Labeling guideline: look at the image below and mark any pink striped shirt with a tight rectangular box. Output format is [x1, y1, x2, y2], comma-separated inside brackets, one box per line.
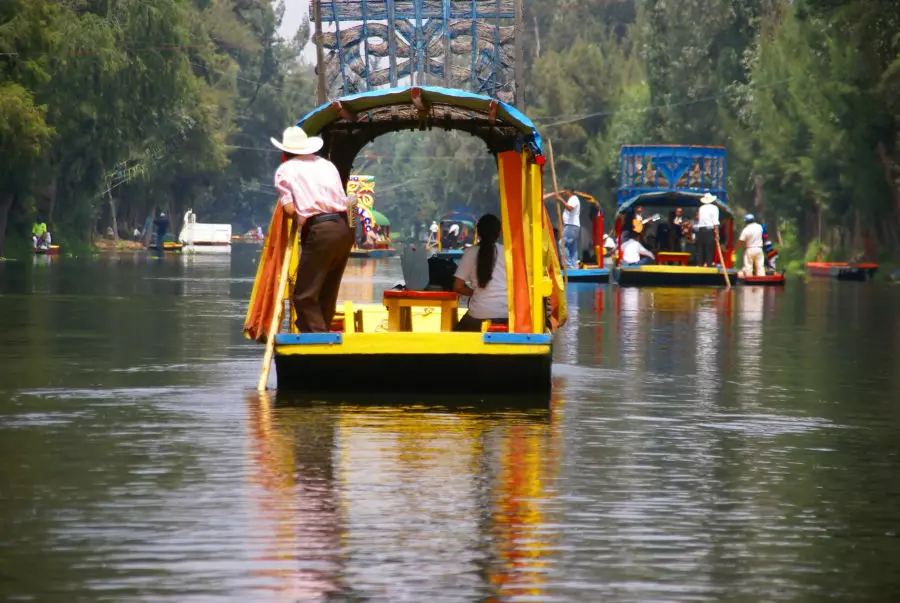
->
[275, 156, 349, 225]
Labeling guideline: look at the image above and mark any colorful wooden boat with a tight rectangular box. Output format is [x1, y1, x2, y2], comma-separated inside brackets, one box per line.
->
[565, 266, 609, 283]
[613, 264, 738, 287]
[244, 86, 568, 396]
[806, 262, 878, 281]
[34, 245, 60, 255]
[737, 273, 786, 286]
[148, 241, 183, 252]
[349, 247, 397, 259]
[610, 145, 737, 287]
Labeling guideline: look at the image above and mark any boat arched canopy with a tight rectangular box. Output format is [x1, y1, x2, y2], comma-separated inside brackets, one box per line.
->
[440, 207, 478, 225]
[296, 86, 544, 184]
[615, 191, 734, 217]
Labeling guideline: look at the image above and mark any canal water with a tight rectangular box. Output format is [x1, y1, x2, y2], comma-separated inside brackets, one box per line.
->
[1, 247, 899, 602]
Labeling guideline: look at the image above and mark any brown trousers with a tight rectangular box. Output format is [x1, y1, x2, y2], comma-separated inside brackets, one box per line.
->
[293, 217, 353, 332]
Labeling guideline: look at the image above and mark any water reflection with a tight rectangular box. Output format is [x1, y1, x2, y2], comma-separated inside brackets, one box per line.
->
[245, 393, 561, 601]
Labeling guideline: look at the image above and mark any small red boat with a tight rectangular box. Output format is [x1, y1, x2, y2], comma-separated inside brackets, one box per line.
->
[806, 262, 878, 281]
[738, 273, 785, 286]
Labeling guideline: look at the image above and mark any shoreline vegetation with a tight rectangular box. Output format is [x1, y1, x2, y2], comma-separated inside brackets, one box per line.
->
[2, 0, 900, 268]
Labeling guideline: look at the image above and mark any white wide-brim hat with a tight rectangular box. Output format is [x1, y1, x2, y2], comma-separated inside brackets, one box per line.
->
[700, 192, 718, 205]
[270, 126, 324, 155]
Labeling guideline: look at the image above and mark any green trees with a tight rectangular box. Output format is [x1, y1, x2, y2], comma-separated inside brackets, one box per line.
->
[0, 0, 310, 255]
[523, 0, 900, 258]
[2, 0, 898, 258]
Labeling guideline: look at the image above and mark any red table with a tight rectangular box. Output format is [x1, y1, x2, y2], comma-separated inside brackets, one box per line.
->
[656, 252, 691, 266]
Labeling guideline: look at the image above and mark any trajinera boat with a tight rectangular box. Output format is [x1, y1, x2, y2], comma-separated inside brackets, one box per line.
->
[347, 174, 398, 259]
[243, 86, 568, 395]
[178, 210, 232, 254]
[806, 262, 878, 281]
[559, 190, 610, 284]
[610, 145, 740, 287]
[430, 208, 478, 260]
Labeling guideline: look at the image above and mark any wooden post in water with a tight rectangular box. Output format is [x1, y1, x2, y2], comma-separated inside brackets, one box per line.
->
[313, 0, 326, 104]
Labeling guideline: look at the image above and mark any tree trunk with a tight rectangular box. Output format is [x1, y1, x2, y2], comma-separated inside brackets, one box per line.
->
[108, 190, 119, 243]
[0, 192, 13, 258]
[753, 174, 764, 216]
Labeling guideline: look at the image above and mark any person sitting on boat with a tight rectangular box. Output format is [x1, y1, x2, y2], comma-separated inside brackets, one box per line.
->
[452, 214, 508, 332]
[695, 193, 720, 267]
[737, 213, 765, 277]
[255, 225, 264, 239]
[620, 231, 655, 266]
[761, 222, 778, 273]
[32, 217, 51, 249]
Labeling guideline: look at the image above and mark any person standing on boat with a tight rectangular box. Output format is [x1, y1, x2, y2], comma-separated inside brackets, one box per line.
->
[271, 126, 354, 333]
[153, 212, 170, 247]
[558, 190, 581, 269]
[695, 193, 720, 267]
[736, 213, 765, 276]
[452, 214, 508, 331]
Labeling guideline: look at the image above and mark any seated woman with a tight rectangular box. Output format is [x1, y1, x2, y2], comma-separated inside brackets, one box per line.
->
[452, 214, 508, 332]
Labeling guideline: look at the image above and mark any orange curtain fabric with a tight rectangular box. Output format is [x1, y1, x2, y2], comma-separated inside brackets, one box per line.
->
[243, 202, 294, 342]
[497, 151, 533, 333]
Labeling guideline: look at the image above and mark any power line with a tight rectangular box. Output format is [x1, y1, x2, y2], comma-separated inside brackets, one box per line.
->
[534, 77, 795, 127]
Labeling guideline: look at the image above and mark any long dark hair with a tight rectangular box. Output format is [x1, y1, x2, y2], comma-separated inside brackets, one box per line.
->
[475, 213, 502, 288]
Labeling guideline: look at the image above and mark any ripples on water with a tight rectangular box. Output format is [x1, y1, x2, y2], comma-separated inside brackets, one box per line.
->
[1, 251, 900, 602]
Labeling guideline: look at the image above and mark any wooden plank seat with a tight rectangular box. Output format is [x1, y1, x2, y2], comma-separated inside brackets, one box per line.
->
[382, 289, 458, 332]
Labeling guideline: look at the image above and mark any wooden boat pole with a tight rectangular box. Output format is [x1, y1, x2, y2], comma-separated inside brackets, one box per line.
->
[547, 140, 568, 284]
[257, 220, 297, 392]
[715, 229, 731, 290]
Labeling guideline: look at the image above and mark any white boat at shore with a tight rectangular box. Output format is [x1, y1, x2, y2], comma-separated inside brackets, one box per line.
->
[179, 210, 232, 254]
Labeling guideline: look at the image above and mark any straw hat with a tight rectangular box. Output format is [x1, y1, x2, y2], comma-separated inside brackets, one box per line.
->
[270, 126, 323, 155]
[700, 193, 718, 205]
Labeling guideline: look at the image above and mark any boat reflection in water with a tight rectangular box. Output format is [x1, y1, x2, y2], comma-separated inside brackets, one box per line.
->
[245, 390, 563, 600]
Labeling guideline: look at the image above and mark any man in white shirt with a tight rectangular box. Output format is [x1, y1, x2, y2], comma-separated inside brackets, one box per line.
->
[541, 189, 581, 269]
[621, 232, 655, 266]
[271, 126, 354, 332]
[695, 193, 720, 267]
[737, 213, 765, 276]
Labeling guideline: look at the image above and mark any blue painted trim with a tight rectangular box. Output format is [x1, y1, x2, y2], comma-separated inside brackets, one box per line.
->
[362, 0, 370, 90]
[470, 0, 477, 85]
[442, 0, 450, 85]
[566, 268, 610, 278]
[387, 0, 397, 86]
[414, 0, 423, 83]
[275, 333, 343, 345]
[331, 0, 346, 93]
[483, 332, 553, 345]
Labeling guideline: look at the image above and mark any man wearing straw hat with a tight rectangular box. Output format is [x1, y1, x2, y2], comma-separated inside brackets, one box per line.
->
[271, 126, 355, 332]
[695, 192, 720, 267]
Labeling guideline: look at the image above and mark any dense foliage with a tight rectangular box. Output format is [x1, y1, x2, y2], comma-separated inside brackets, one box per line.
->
[2, 0, 899, 260]
[0, 0, 314, 255]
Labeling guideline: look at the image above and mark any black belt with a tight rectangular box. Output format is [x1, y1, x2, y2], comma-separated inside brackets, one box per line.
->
[306, 212, 347, 227]
[698, 226, 715, 230]
[301, 212, 348, 242]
